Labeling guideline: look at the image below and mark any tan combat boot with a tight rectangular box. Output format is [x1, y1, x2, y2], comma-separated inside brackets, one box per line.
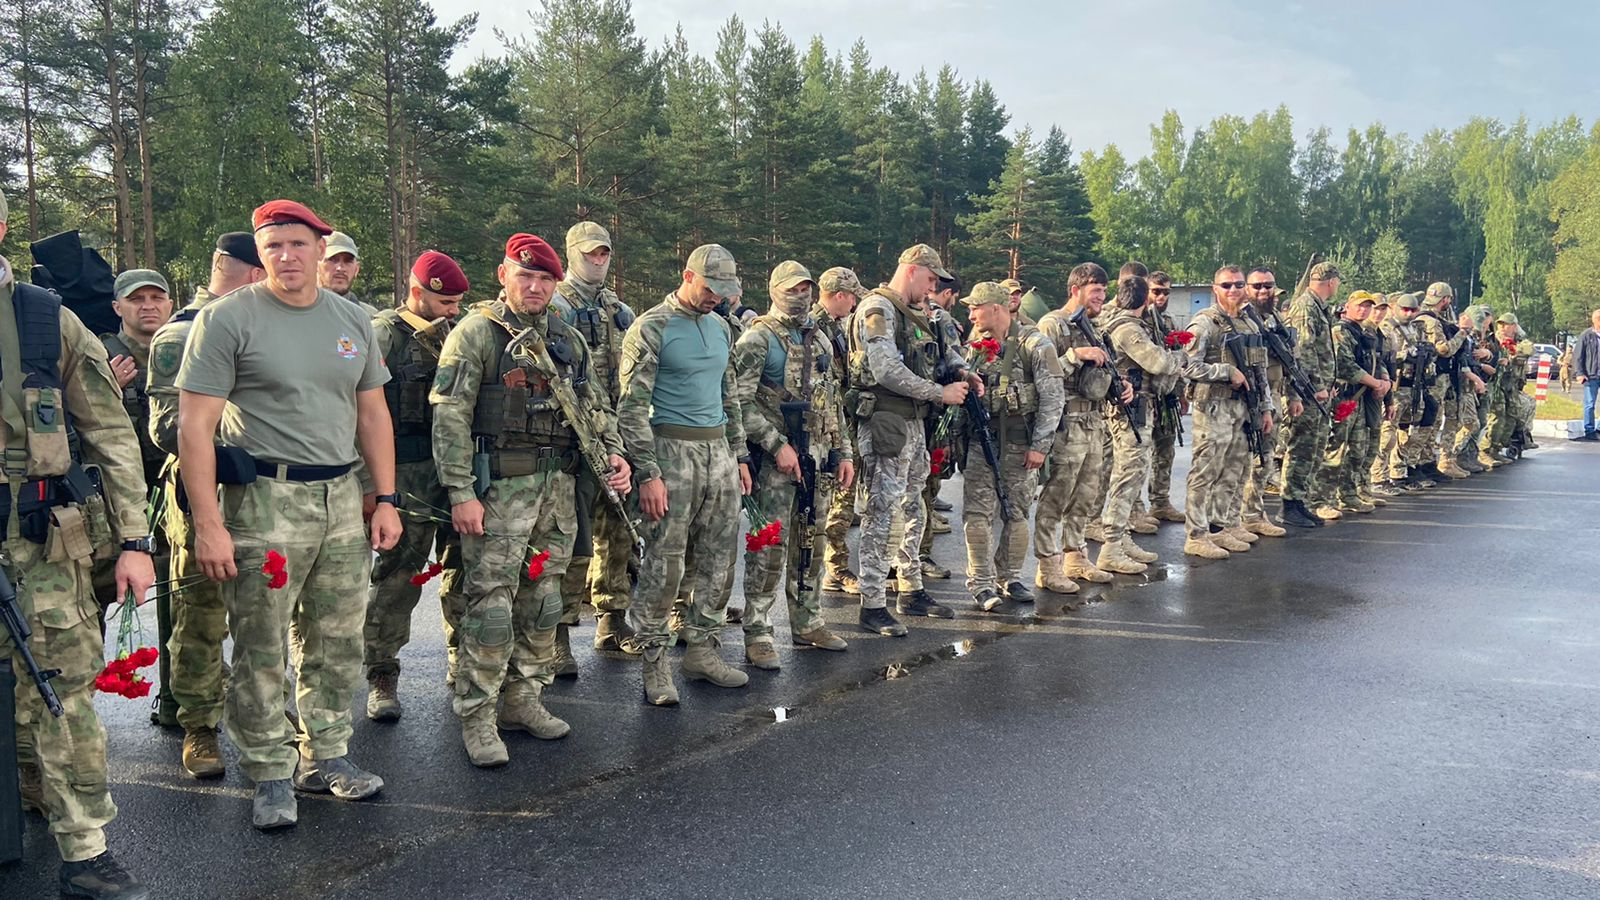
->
[1130, 514, 1160, 535]
[182, 727, 226, 778]
[745, 639, 781, 670]
[641, 647, 679, 706]
[1340, 495, 1376, 514]
[1120, 537, 1159, 563]
[1313, 505, 1343, 521]
[681, 640, 749, 688]
[1063, 549, 1114, 583]
[1244, 518, 1287, 537]
[1082, 521, 1108, 544]
[1477, 451, 1505, 469]
[498, 686, 571, 740]
[1211, 530, 1251, 552]
[1095, 541, 1148, 575]
[1184, 534, 1230, 559]
[366, 672, 401, 722]
[1148, 504, 1186, 523]
[1033, 554, 1080, 594]
[551, 624, 578, 678]
[1436, 457, 1470, 479]
[1222, 524, 1259, 544]
[792, 627, 848, 651]
[461, 706, 510, 767]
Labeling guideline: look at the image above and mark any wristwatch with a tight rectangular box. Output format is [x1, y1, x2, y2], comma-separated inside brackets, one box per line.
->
[121, 536, 155, 553]
[373, 493, 401, 508]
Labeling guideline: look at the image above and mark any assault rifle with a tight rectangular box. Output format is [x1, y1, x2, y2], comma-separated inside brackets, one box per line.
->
[1240, 303, 1328, 417]
[1405, 341, 1434, 425]
[1148, 308, 1184, 447]
[1067, 307, 1139, 444]
[783, 322, 820, 596]
[1222, 333, 1273, 467]
[505, 329, 647, 559]
[935, 354, 1015, 522]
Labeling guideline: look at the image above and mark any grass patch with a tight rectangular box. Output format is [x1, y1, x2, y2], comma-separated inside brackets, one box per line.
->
[1525, 382, 1582, 420]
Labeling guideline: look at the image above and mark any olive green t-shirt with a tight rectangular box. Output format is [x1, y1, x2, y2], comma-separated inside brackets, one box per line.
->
[176, 284, 389, 467]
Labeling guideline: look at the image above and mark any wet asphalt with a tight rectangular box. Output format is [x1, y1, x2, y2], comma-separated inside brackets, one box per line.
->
[6, 437, 1600, 899]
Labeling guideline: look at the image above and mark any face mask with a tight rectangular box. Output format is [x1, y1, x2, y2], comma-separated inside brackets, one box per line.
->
[567, 248, 610, 285]
[771, 286, 812, 318]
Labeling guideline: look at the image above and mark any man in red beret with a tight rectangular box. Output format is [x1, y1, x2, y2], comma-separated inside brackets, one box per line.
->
[176, 198, 402, 829]
[429, 233, 631, 767]
[361, 250, 469, 722]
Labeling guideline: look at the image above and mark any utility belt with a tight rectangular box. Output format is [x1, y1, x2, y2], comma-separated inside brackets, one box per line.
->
[1190, 382, 1243, 402]
[486, 445, 579, 479]
[851, 390, 929, 422]
[2, 464, 114, 554]
[1061, 398, 1102, 416]
[255, 460, 354, 483]
[651, 423, 725, 442]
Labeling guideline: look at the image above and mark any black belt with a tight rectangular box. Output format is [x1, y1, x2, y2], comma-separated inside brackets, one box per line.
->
[253, 461, 353, 482]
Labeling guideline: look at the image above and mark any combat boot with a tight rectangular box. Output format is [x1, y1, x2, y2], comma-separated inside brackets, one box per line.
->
[1339, 496, 1376, 514]
[1458, 452, 1487, 474]
[930, 512, 951, 534]
[19, 760, 45, 814]
[1120, 537, 1160, 562]
[251, 779, 298, 830]
[792, 627, 848, 650]
[920, 555, 951, 579]
[682, 640, 749, 688]
[594, 610, 643, 654]
[1095, 541, 1148, 575]
[973, 587, 1003, 612]
[293, 755, 383, 800]
[1083, 521, 1108, 543]
[1437, 457, 1470, 479]
[181, 727, 225, 779]
[641, 647, 679, 705]
[745, 640, 780, 670]
[859, 606, 909, 636]
[461, 706, 510, 765]
[1211, 530, 1251, 552]
[1130, 515, 1159, 535]
[1357, 491, 1387, 508]
[1313, 505, 1343, 521]
[1034, 555, 1080, 594]
[897, 588, 955, 618]
[1063, 550, 1113, 583]
[551, 623, 578, 678]
[1002, 580, 1035, 603]
[1369, 481, 1401, 498]
[1148, 504, 1186, 523]
[59, 850, 150, 900]
[1244, 518, 1287, 538]
[1184, 534, 1229, 559]
[1221, 524, 1259, 545]
[366, 672, 401, 722]
[822, 568, 860, 594]
[498, 686, 571, 740]
[1477, 451, 1506, 469]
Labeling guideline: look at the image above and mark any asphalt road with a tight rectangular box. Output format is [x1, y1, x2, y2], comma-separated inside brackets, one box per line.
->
[7, 438, 1600, 899]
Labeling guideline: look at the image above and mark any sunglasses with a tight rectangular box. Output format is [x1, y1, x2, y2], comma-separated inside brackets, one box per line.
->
[1150, 288, 1171, 296]
[1216, 281, 1246, 290]
[1248, 281, 1276, 290]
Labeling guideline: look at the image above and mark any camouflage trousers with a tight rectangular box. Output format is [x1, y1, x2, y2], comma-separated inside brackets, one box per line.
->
[1480, 384, 1518, 450]
[1239, 453, 1279, 524]
[7, 532, 116, 862]
[217, 473, 370, 782]
[1100, 414, 1153, 544]
[1450, 389, 1486, 456]
[364, 460, 462, 682]
[821, 465, 856, 579]
[917, 458, 950, 562]
[741, 462, 833, 644]
[453, 468, 574, 718]
[1149, 402, 1180, 509]
[1091, 423, 1114, 520]
[963, 438, 1039, 592]
[1324, 410, 1372, 505]
[857, 413, 930, 608]
[558, 467, 634, 624]
[1034, 412, 1105, 559]
[1438, 388, 1477, 459]
[1186, 398, 1251, 537]
[161, 467, 229, 731]
[1278, 404, 1331, 502]
[635, 434, 740, 647]
[1398, 381, 1448, 467]
[1372, 391, 1414, 481]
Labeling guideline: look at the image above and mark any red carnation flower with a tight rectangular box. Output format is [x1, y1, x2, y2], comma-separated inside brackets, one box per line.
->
[930, 446, 948, 477]
[128, 646, 159, 668]
[526, 550, 551, 580]
[970, 338, 1001, 363]
[122, 676, 152, 699]
[1165, 330, 1195, 348]
[1333, 399, 1358, 423]
[262, 550, 288, 589]
[409, 562, 446, 586]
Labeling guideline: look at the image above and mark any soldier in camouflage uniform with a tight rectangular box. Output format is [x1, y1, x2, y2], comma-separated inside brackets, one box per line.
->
[732, 262, 853, 666]
[848, 244, 976, 634]
[319, 230, 380, 316]
[178, 200, 399, 830]
[1480, 312, 1529, 463]
[361, 251, 467, 722]
[1403, 283, 1469, 484]
[621, 243, 752, 704]
[1373, 292, 1426, 490]
[1419, 282, 1478, 481]
[432, 234, 629, 763]
[1322, 292, 1391, 513]
[958, 282, 1063, 608]
[97, 269, 175, 725]
[550, 222, 641, 658]
[1442, 305, 1493, 474]
[1357, 296, 1399, 504]
[146, 232, 264, 778]
[1099, 275, 1232, 573]
[917, 274, 964, 578]
[1278, 261, 1338, 525]
[1145, 271, 1187, 524]
[1182, 267, 1265, 559]
[1238, 269, 1295, 537]
[1460, 306, 1502, 469]
[2, 192, 157, 898]
[1034, 263, 1125, 592]
[816, 267, 866, 595]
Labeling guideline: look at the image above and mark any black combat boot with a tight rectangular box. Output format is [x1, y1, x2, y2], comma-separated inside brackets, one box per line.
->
[896, 588, 954, 619]
[1278, 499, 1320, 529]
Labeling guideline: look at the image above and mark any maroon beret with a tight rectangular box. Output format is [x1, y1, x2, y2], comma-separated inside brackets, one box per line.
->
[412, 250, 469, 295]
[504, 233, 564, 280]
[252, 199, 334, 236]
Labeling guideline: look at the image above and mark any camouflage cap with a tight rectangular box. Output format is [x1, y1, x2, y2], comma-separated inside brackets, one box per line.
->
[1425, 281, 1454, 301]
[687, 243, 741, 299]
[1495, 311, 1519, 326]
[1309, 261, 1341, 281]
[1394, 291, 1422, 310]
[818, 266, 868, 299]
[113, 268, 169, 299]
[566, 221, 611, 254]
[323, 230, 360, 260]
[898, 243, 952, 279]
[769, 260, 814, 292]
[999, 278, 1023, 294]
[1373, 293, 1391, 307]
[1464, 304, 1493, 327]
[960, 281, 1010, 308]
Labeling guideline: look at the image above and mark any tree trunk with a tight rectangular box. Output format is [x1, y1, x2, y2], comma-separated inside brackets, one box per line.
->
[132, 0, 157, 265]
[19, 0, 40, 240]
[102, 0, 135, 268]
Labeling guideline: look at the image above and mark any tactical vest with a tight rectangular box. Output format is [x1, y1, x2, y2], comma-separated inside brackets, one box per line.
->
[98, 331, 164, 466]
[1190, 306, 1266, 401]
[375, 308, 444, 464]
[1336, 319, 1375, 392]
[468, 301, 585, 466]
[1105, 311, 1172, 396]
[970, 326, 1041, 438]
[749, 316, 844, 455]
[554, 282, 633, 406]
[847, 289, 943, 420]
[1039, 308, 1112, 403]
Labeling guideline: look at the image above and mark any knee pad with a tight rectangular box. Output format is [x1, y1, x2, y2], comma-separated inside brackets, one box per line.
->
[534, 591, 563, 630]
[466, 605, 514, 647]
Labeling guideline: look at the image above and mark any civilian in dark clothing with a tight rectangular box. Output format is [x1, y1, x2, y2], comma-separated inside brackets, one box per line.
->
[1572, 309, 1600, 440]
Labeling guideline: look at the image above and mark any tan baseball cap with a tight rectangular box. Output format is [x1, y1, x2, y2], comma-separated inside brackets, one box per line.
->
[818, 266, 868, 299]
[1344, 290, 1378, 306]
[687, 243, 741, 299]
[566, 221, 611, 253]
[999, 278, 1023, 294]
[769, 260, 813, 292]
[1425, 281, 1454, 301]
[898, 243, 952, 279]
[960, 281, 1009, 308]
[323, 231, 359, 260]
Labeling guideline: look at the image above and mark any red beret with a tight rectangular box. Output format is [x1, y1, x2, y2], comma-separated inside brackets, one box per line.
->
[252, 199, 334, 236]
[504, 233, 564, 280]
[412, 250, 469, 295]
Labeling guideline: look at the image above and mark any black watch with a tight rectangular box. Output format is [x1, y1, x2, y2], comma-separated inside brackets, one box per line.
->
[121, 536, 155, 553]
[373, 493, 401, 508]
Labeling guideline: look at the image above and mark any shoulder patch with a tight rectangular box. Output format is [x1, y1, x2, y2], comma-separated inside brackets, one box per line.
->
[152, 339, 183, 378]
[432, 362, 459, 395]
[861, 307, 890, 340]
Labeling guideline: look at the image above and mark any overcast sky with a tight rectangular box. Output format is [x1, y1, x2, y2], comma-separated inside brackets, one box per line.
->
[434, 0, 1592, 154]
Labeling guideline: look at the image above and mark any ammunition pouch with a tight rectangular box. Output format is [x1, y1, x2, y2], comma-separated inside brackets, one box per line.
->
[489, 444, 579, 479]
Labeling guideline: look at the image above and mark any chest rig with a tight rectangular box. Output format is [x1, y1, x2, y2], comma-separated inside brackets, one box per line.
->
[847, 289, 943, 420]
[377, 308, 450, 463]
[1041, 309, 1112, 402]
[556, 282, 633, 406]
[752, 317, 843, 456]
[469, 301, 586, 469]
[98, 331, 163, 466]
